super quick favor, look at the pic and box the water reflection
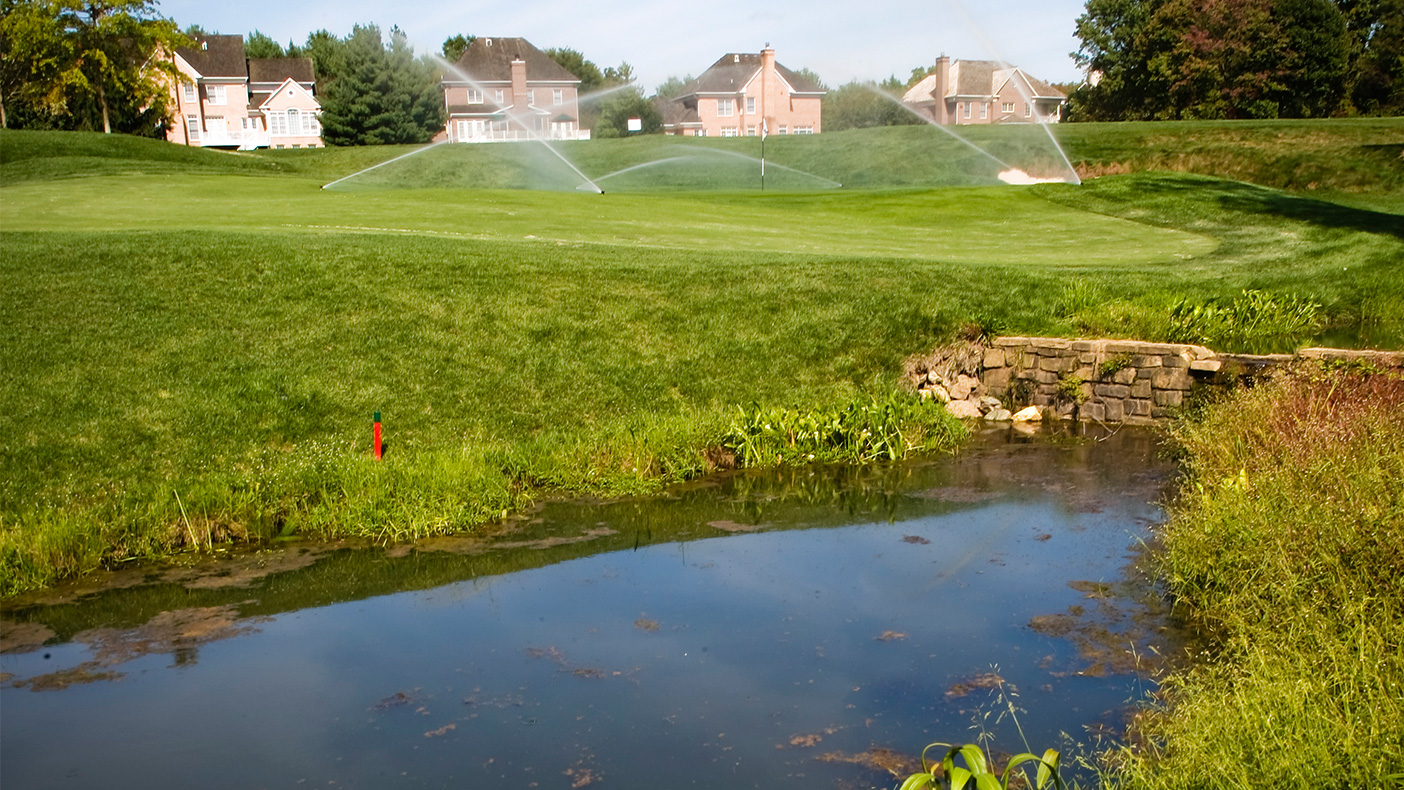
[2,427,1182,789]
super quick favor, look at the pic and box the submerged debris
[945,672,1010,698]
[816,747,922,778]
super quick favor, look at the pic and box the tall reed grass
[1106,365,1404,788]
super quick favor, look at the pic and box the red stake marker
[373,411,382,460]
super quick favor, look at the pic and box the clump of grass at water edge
[1102,364,1404,789]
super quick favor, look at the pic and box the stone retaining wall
[914,337,1403,425]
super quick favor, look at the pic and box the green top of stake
[374,412,381,422]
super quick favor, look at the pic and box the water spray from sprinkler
[939,0,1083,185]
[321,139,452,189]
[431,53,605,194]
[858,83,1014,171]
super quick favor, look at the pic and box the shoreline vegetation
[2,119,1402,597]
[1105,363,1404,789]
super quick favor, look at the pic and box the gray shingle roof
[451,37,579,83]
[248,58,315,85]
[656,97,700,127]
[901,60,1067,101]
[176,35,247,78]
[952,60,997,96]
[680,53,825,96]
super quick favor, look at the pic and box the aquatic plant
[721,391,965,468]
[896,742,1064,790]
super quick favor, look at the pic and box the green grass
[1,125,1403,592]
[1105,366,1404,789]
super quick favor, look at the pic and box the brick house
[901,56,1066,125]
[168,34,322,149]
[660,46,825,137]
[441,37,587,142]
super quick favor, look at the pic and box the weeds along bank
[1107,366,1404,788]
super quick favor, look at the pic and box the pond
[1,427,1184,789]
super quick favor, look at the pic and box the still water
[2,428,1181,789]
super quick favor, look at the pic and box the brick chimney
[510,57,528,114]
[933,54,951,125]
[760,44,777,132]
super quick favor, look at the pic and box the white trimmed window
[287,108,301,134]
[494,89,505,104]
[962,102,970,119]
[747,125,757,136]
[270,112,287,136]
[1002,102,1014,113]
[779,125,788,134]
[183,83,197,103]
[467,89,483,104]
[186,114,201,140]
[717,98,734,117]
[208,84,226,105]
[553,88,563,105]
[794,125,814,134]
[979,103,987,119]
[745,96,755,114]
[1025,103,1032,117]
[720,126,737,137]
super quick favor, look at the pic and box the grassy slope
[1,124,1403,593]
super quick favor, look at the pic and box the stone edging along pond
[912,337,1404,425]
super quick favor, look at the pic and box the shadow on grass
[1132,174,1404,239]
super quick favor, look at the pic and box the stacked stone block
[974,338,1401,424]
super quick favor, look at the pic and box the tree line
[1069,0,1404,119]
[0,0,689,142]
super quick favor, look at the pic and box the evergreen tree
[244,29,284,58]
[318,24,444,146]
[441,34,473,63]
[302,29,347,87]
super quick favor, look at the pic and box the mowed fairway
[2,127,1402,592]
[1,173,1211,264]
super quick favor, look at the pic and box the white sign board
[627,117,642,132]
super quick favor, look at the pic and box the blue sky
[162,0,1090,91]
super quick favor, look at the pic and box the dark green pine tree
[319,24,445,146]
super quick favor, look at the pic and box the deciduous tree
[1,0,185,133]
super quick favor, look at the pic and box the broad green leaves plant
[721,391,965,467]
[896,743,1064,790]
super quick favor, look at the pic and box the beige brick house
[441,37,587,142]
[901,56,1066,125]
[660,46,825,137]
[167,34,322,150]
